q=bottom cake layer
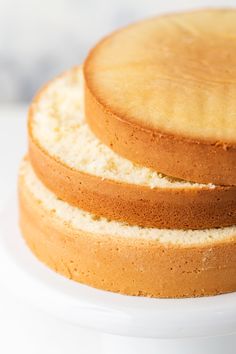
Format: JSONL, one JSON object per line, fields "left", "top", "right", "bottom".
{"left": 18, "top": 159, "right": 236, "bottom": 298}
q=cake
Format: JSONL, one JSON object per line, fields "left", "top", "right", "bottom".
{"left": 84, "top": 9, "right": 236, "bottom": 185}
{"left": 18, "top": 9, "right": 236, "bottom": 298}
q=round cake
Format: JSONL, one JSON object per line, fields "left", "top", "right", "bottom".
{"left": 18, "top": 9, "right": 236, "bottom": 299}
{"left": 84, "top": 9, "right": 236, "bottom": 185}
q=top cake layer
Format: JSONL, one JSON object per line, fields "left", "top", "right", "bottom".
{"left": 84, "top": 9, "right": 236, "bottom": 185}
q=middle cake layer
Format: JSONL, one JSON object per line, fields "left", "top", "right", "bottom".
{"left": 28, "top": 66, "right": 236, "bottom": 230}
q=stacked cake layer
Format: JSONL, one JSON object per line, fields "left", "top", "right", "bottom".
{"left": 19, "top": 159, "right": 236, "bottom": 298}
{"left": 84, "top": 8, "right": 236, "bottom": 186}
{"left": 19, "top": 9, "right": 236, "bottom": 298}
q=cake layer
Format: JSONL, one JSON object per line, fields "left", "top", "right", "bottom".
{"left": 84, "top": 9, "right": 236, "bottom": 185}
{"left": 19, "top": 159, "right": 236, "bottom": 298}
{"left": 28, "top": 67, "right": 236, "bottom": 230}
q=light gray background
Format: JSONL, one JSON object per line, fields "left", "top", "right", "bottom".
{"left": 1, "top": 0, "right": 236, "bottom": 102}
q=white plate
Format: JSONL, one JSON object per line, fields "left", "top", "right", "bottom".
{"left": 1, "top": 197, "right": 236, "bottom": 339}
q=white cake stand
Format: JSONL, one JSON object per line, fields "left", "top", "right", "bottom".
{"left": 1, "top": 199, "right": 236, "bottom": 354}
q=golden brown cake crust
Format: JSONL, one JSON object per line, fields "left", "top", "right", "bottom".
{"left": 19, "top": 173, "right": 236, "bottom": 298}
{"left": 84, "top": 9, "right": 236, "bottom": 185}
{"left": 29, "top": 133, "right": 236, "bottom": 230}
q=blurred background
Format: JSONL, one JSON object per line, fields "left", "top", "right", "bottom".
{"left": 1, "top": 0, "right": 236, "bottom": 104}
